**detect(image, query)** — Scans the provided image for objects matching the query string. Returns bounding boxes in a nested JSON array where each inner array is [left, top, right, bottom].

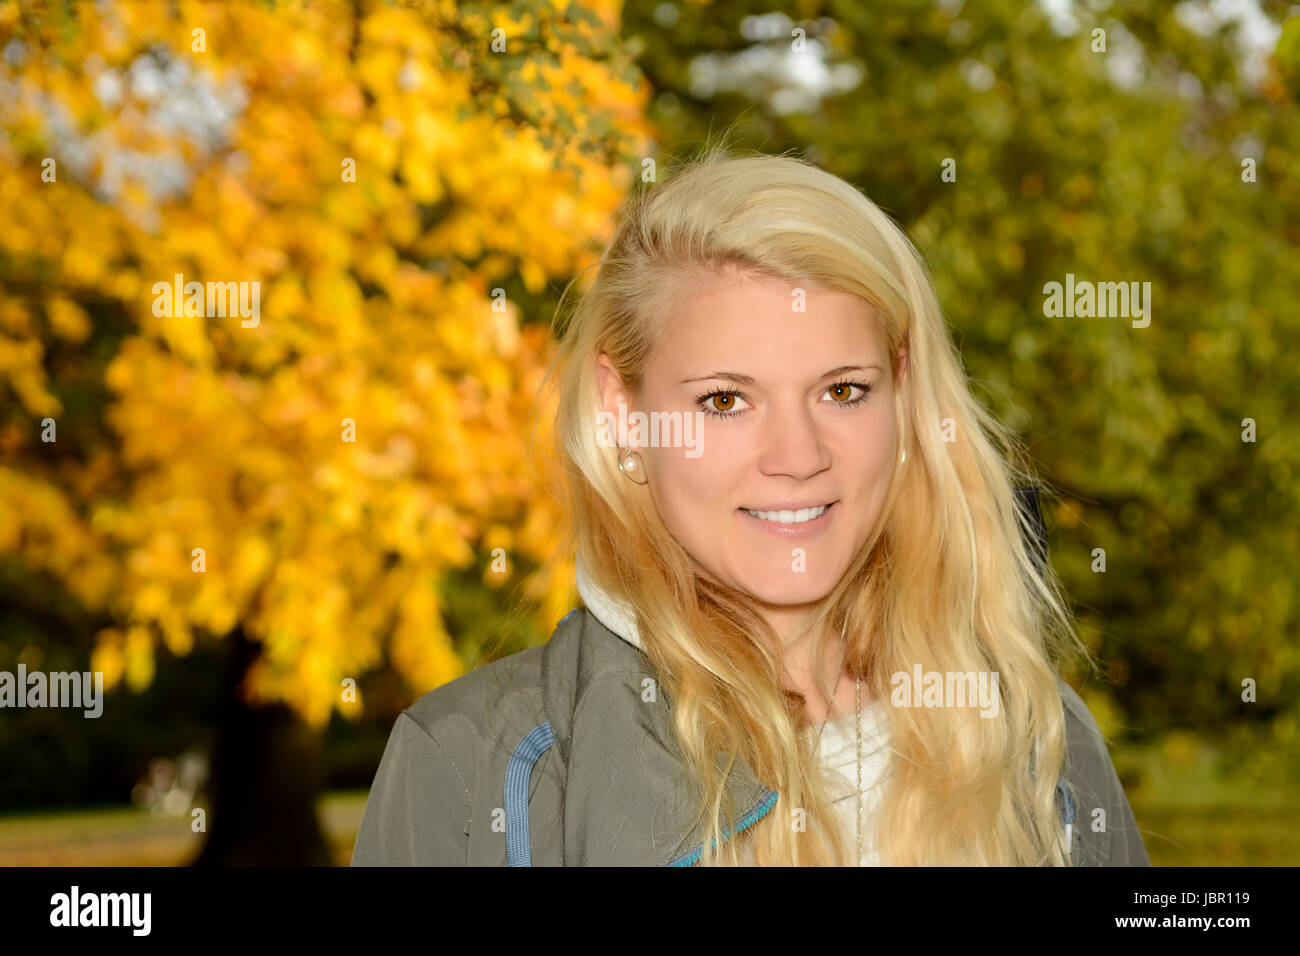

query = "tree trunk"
[[192, 622, 334, 866]]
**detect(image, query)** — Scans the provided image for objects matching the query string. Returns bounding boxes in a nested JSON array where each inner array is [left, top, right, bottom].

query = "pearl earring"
[[617, 445, 649, 485]]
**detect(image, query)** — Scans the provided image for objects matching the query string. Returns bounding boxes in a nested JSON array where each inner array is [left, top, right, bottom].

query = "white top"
[[738, 699, 891, 865], [809, 700, 890, 865]]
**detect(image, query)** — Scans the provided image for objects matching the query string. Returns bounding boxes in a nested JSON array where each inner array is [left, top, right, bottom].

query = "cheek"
[[863, 423, 897, 475], [833, 403, 896, 471], [643, 434, 755, 566], [643, 444, 734, 527], [833, 413, 898, 527]]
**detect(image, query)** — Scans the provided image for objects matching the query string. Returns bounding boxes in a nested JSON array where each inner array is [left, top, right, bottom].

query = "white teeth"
[[743, 505, 829, 524]]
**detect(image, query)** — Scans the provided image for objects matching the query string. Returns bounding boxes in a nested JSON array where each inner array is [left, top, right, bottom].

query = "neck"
[[757, 600, 844, 696], [756, 599, 821, 650]]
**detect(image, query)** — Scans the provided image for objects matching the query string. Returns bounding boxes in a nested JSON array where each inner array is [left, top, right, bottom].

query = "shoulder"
[[351, 616, 583, 866], [1054, 677, 1150, 866], [395, 638, 557, 788], [1056, 676, 1118, 795], [393, 607, 601, 761], [403, 642, 547, 735], [1057, 678, 1105, 752]]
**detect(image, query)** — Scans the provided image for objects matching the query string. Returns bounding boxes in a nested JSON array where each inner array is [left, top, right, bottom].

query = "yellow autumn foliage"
[[0, 0, 654, 728]]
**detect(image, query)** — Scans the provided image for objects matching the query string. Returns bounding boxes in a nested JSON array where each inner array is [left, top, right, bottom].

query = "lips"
[[737, 501, 836, 539]]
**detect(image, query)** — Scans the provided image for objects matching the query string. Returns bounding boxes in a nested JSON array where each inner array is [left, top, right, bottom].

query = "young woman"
[[352, 146, 1150, 867]]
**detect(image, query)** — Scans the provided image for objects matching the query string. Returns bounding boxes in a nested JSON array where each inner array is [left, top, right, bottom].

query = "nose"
[[754, 398, 831, 480]]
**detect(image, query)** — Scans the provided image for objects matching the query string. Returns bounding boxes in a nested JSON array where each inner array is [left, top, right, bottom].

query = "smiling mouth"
[[739, 503, 834, 525]]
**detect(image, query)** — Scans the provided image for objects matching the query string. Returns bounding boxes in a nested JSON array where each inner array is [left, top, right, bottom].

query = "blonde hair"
[[538, 139, 1093, 865]]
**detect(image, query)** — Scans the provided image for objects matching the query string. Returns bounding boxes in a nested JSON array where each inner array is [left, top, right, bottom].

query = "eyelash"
[[694, 380, 874, 420]]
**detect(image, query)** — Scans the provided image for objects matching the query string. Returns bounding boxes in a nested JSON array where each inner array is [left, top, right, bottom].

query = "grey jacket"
[[351, 574, 1150, 867]]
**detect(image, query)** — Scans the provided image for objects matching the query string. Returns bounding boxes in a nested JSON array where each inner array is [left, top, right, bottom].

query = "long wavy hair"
[[538, 140, 1094, 865]]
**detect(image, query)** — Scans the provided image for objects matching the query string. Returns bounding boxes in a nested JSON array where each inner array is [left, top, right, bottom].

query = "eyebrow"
[[679, 364, 882, 385]]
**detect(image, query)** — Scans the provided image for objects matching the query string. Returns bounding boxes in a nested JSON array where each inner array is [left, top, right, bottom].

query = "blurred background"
[[1, 0, 1297, 866]]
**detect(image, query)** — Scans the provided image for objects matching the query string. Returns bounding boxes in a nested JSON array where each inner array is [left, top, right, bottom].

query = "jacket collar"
[[544, 558, 776, 865], [575, 555, 645, 651]]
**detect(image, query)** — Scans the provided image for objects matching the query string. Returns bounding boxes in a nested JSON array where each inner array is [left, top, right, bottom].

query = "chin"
[[733, 573, 839, 609]]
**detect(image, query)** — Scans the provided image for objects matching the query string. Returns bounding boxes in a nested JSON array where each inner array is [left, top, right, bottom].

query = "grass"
[[1120, 741, 1299, 866], [0, 790, 370, 866]]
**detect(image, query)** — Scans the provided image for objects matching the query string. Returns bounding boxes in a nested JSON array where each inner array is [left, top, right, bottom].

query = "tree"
[[0, 0, 653, 861]]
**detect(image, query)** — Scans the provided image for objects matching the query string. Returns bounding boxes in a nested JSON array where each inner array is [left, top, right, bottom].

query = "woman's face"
[[597, 270, 907, 612]]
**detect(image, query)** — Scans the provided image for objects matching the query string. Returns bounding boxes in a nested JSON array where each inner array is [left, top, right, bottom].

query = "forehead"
[[650, 270, 885, 374]]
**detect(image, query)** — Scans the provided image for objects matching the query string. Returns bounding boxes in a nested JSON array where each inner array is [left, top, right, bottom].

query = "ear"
[[893, 344, 908, 389], [596, 352, 631, 422]]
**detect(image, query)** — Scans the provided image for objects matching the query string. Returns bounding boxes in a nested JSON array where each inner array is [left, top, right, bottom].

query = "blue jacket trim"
[[1057, 776, 1076, 855], [1056, 777, 1075, 828], [505, 720, 555, 867], [666, 787, 780, 866]]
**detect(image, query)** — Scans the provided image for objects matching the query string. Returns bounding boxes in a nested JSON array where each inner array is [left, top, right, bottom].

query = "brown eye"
[[821, 382, 872, 405], [697, 390, 750, 417]]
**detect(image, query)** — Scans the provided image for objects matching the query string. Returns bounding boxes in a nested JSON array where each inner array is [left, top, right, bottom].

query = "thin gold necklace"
[[855, 674, 862, 865]]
